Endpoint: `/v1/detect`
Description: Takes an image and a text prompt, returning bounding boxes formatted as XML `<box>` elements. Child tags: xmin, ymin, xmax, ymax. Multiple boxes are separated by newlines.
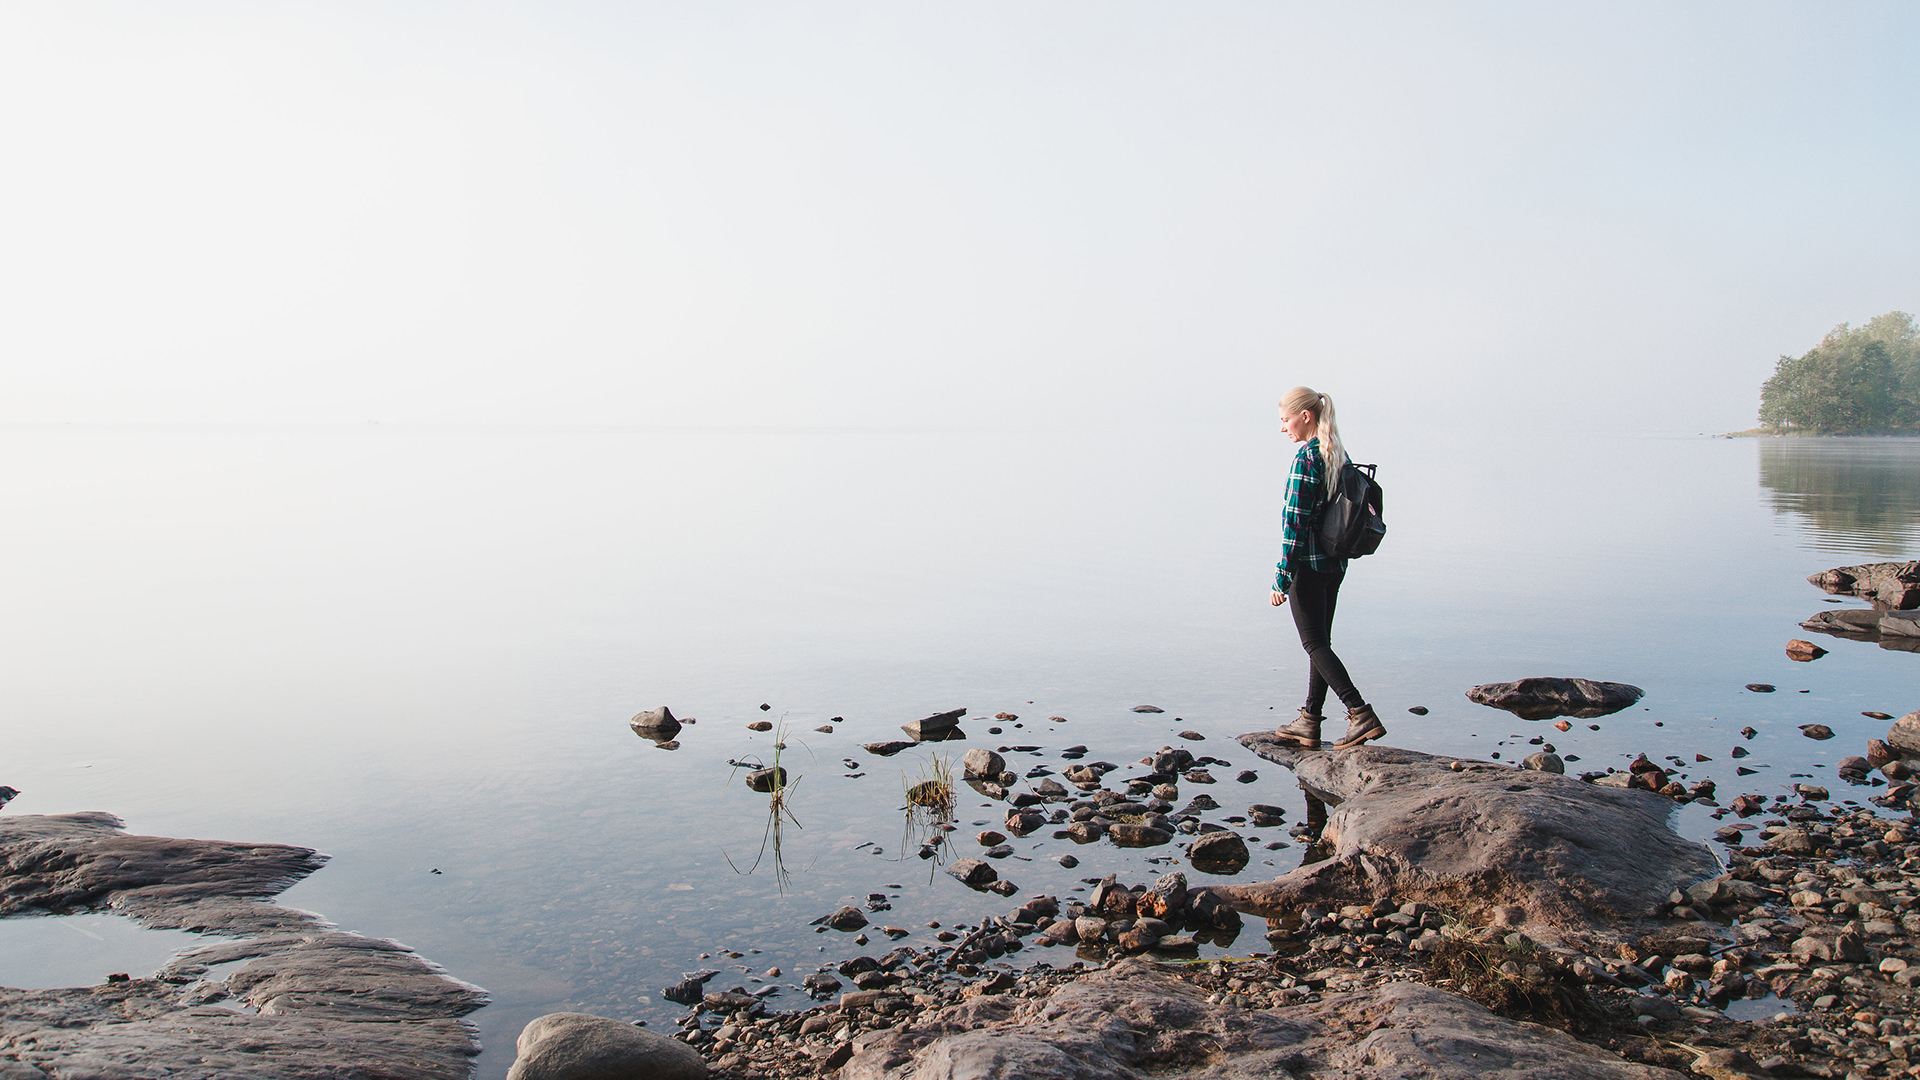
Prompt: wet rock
<box><xmin>820</xmin><ymin>906</ymin><xmax>869</xmax><ymax>931</ymax></box>
<box><xmin>1785</xmin><ymin>638</ymin><xmax>1828</xmax><ymax>661</ymax></box>
<box><xmin>1182</xmin><ymin>769</ymin><xmax>1216</xmax><ymax>784</ymax></box>
<box><xmin>1220</xmin><ymin>740</ymin><xmax>1718</xmax><ymax>946</ymax></box>
<box><xmin>1004</xmin><ymin>809</ymin><xmax>1046</xmax><ymax>835</ymax></box>
<box><xmin>1138</xmin><ymin>872</ymin><xmax>1189</xmax><ymax>919</ymax></box>
<box><xmin>505</xmin><ymin>1013</ymin><xmax>706</xmax><ymax>1080</ymax></box>
<box><xmin>945</xmin><ymin>858</ymin><xmax>999</xmax><ymax>889</ymax></box>
<box><xmin>1799</xmin><ymin>724</ymin><xmax>1834</xmax><ymax>741</ymax></box>
<box><xmin>1808</xmin><ymin>560</ymin><xmax>1920</xmax><ymax>609</ymax></box>
<box><xmin>745</xmin><ymin>767</ymin><xmax>787</xmax><ymax>792</ymax></box>
<box><xmin>902</xmin><ymin>708</ymin><xmax>966</xmax><ymax>741</ymax></box>
<box><xmin>962</xmin><ymin>748</ymin><xmax>1005</xmax><ymax>779</ymax></box>
<box><xmin>1800</xmin><ymin>607</ymin><xmax>1883</xmax><ymax>641</ymax></box>
<box><xmin>1189</xmin><ymin>831</ymin><xmax>1250</xmax><ymax>874</ymax></box>
<box><xmin>1464</xmin><ymin>678</ymin><xmax>1644</xmax><ymax>720</ymax></box>
<box><xmin>1890</xmin><ymin>710</ymin><xmax>1920</xmax><ymax>757</ymax></box>
<box><xmin>747</xmin><ymin>720</ymin><xmax>773</xmax><ymax>731</ymax></box>
<box><xmin>1868</xmin><ymin>738</ymin><xmax>1897</xmax><ymax>767</ymax></box>
<box><xmin>629</xmin><ymin>706</ymin><xmax>682</xmax><ymax>738</ymax></box>
<box><xmin>1132</xmin><ymin>705</ymin><xmax>1165</xmax><ymax>713</ymax></box>
<box><xmin>975</xmin><ymin>830</ymin><xmax>1006</xmax><ymax>846</ymax></box>
<box><xmin>1074</xmin><ymin>916</ymin><xmax>1110</xmax><ymax>944</ymax></box>
<box><xmin>1178</xmin><ymin>731</ymin><xmax>1205</xmax><ymax>741</ymax></box>
<box><xmin>1109</xmin><ymin>823</ymin><xmax>1174</xmax><ymax>847</ymax></box>
<box><xmin>836</xmin><ymin>960</ymin><xmax>1686</xmax><ymax>1080</ymax></box>
<box><xmin>1246</xmin><ymin>803</ymin><xmax>1286</xmax><ymax>826</ymax></box>
<box><xmin>662</xmin><ymin>971</ymin><xmax>717</xmax><ymax>1005</ymax></box>
<box><xmin>1236</xmin><ymin>770</ymin><xmax>1258</xmax><ymax>783</ymax></box>
<box><xmin>1408</xmin><ymin>705</ymin><xmax>1429</xmax><ymax>715</ymax></box>
<box><xmin>1745</xmin><ymin>683</ymin><xmax>1775</xmax><ymax>693</ymax></box>
<box><xmin>1521</xmin><ymin>752</ymin><xmax>1565</xmax><ymax>774</ymax></box>
<box><xmin>0</xmin><ymin>814</ymin><xmax>483</xmax><ymax>1078</ymax></box>
<box><xmin>862</xmin><ymin>741</ymin><xmax>916</xmax><ymax>756</ymax></box>
<box><xmin>1151</xmin><ymin>748</ymin><xmax>1196</xmax><ymax>775</ymax></box>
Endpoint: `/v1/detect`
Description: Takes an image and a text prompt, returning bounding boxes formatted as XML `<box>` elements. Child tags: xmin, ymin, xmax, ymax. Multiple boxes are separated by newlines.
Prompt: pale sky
<box><xmin>2</xmin><ymin>1</ymin><xmax>1914</xmax><ymax>434</ymax></box>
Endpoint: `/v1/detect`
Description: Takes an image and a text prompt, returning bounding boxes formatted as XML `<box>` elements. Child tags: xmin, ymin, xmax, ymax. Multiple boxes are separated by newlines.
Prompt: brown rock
<box><xmin>1218</xmin><ymin>740</ymin><xmax>1720</xmax><ymax>947</ymax></box>
<box><xmin>1784</xmin><ymin>639</ymin><xmax>1828</xmax><ymax>661</ymax></box>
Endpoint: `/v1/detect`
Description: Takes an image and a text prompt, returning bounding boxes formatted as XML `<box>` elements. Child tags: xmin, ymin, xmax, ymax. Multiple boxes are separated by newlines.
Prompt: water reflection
<box><xmin>1757</xmin><ymin>439</ymin><xmax>1920</xmax><ymax>558</ymax></box>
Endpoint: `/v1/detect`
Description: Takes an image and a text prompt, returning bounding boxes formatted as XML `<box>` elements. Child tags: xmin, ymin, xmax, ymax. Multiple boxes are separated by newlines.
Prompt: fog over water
<box><xmin>2</xmin><ymin>2</ymin><xmax>1917</xmax><ymax>434</ymax></box>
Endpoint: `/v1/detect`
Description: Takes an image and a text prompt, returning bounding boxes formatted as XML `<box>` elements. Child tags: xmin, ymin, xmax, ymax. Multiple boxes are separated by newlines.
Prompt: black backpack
<box><xmin>1314</xmin><ymin>461</ymin><xmax>1386</xmax><ymax>559</ymax></box>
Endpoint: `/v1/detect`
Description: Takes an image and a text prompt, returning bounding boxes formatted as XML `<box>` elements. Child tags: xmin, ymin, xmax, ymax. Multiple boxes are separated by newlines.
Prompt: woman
<box><xmin>1270</xmin><ymin>386</ymin><xmax>1385</xmax><ymax>751</ymax></box>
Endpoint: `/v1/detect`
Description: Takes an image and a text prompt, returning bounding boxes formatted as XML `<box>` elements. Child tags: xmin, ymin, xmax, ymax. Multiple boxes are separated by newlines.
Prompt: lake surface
<box><xmin>1</xmin><ymin>425</ymin><xmax>1914</xmax><ymax>1077</ymax></box>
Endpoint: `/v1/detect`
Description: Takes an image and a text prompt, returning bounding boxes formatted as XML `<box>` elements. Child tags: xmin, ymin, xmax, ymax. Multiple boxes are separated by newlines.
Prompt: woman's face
<box><xmin>1279</xmin><ymin>404</ymin><xmax>1315</xmax><ymax>443</ymax></box>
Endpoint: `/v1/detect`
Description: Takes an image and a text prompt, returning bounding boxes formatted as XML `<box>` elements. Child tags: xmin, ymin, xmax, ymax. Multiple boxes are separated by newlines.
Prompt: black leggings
<box><xmin>1290</xmin><ymin>566</ymin><xmax>1365</xmax><ymax>715</ymax></box>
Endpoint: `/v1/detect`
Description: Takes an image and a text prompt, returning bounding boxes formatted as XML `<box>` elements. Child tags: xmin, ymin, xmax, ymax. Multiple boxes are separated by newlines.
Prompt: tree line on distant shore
<box><xmin>1757</xmin><ymin>311</ymin><xmax>1919</xmax><ymax>434</ymax></box>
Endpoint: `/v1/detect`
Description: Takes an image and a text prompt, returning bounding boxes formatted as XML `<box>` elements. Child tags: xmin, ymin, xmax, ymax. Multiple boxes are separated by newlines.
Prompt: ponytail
<box><xmin>1280</xmin><ymin>386</ymin><xmax>1348</xmax><ymax>495</ymax></box>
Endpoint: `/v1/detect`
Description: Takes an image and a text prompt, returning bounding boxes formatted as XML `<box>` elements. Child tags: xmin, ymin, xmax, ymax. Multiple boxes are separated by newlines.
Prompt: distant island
<box><xmin>1732</xmin><ymin>310</ymin><xmax>1919</xmax><ymax>436</ymax></box>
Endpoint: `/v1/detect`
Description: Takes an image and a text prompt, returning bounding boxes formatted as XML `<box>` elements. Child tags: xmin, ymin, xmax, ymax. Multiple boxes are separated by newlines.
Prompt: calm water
<box><xmin>1</xmin><ymin>425</ymin><xmax>1913</xmax><ymax>1077</ymax></box>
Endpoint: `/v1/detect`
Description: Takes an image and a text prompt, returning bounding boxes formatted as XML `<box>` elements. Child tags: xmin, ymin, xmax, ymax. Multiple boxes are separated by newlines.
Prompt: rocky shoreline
<box><xmin>0</xmin><ymin>811</ymin><xmax>486</xmax><ymax>1079</ymax></box>
<box><xmin>657</xmin><ymin>721</ymin><xmax>1920</xmax><ymax>1080</ymax></box>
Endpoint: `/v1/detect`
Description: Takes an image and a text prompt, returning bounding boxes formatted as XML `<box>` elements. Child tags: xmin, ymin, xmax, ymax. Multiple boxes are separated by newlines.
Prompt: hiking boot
<box><xmin>1329</xmin><ymin>704</ymin><xmax>1386</xmax><ymax>750</ymax></box>
<box><xmin>1273</xmin><ymin>708</ymin><xmax>1323</xmax><ymax>750</ymax></box>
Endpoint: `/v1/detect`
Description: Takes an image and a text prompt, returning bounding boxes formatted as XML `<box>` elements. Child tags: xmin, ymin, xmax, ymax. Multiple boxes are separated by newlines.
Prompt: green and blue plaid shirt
<box><xmin>1274</xmin><ymin>437</ymin><xmax>1347</xmax><ymax>594</ymax></box>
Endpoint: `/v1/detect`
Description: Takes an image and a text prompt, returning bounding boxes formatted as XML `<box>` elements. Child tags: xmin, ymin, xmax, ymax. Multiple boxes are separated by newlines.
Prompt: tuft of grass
<box><xmin>904</xmin><ymin>754</ymin><xmax>955</xmax><ymax>814</ymax></box>
<box><xmin>723</xmin><ymin>718</ymin><xmax>810</xmax><ymax>893</ymax></box>
<box><xmin>1421</xmin><ymin>936</ymin><xmax>1599</xmax><ymax>1031</ymax></box>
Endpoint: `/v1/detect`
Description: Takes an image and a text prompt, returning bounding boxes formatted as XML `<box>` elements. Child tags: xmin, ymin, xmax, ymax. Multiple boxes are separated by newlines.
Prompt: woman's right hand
<box><xmin>1270</xmin><ymin>589</ymin><xmax>1287</xmax><ymax>607</ymax></box>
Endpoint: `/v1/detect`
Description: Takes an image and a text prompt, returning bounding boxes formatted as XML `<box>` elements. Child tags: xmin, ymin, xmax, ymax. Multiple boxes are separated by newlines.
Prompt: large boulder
<box><xmin>1888</xmin><ymin>711</ymin><xmax>1920</xmax><ymax>759</ymax></box>
<box><xmin>838</xmin><ymin>958</ymin><xmax>1682</xmax><ymax>1080</ymax></box>
<box><xmin>1211</xmin><ymin>740</ymin><xmax>1718</xmax><ymax>948</ymax></box>
<box><xmin>1809</xmin><ymin>560</ymin><xmax>1920</xmax><ymax>609</ymax></box>
<box><xmin>1799</xmin><ymin>608</ymin><xmax>1883</xmax><ymax>639</ymax></box>
<box><xmin>1465</xmin><ymin>677</ymin><xmax>1643</xmax><ymax>720</ymax></box>
<box><xmin>506</xmin><ymin>1013</ymin><xmax>706</xmax><ymax>1080</ymax></box>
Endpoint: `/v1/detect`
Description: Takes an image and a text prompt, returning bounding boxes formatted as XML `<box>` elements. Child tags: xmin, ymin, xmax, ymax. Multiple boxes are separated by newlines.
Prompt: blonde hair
<box><xmin>1280</xmin><ymin>386</ymin><xmax>1347</xmax><ymax>492</ymax></box>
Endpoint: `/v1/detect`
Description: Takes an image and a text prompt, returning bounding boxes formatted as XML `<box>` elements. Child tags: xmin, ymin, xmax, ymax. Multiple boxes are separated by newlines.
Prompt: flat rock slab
<box><xmin>0</xmin><ymin>813</ymin><xmax>484</xmax><ymax>1079</ymax></box>
<box><xmin>1809</xmin><ymin>560</ymin><xmax>1920</xmax><ymax>609</ymax></box>
<box><xmin>1213</xmin><ymin>741</ymin><xmax>1718</xmax><ymax>948</ymax></box>
<box><xmin>840</xmin><ymin>958</ymin><xmax>1682</xmax><ymax>1080</ymax></box>
<box><xmin>1465</xmin><ymin>677</ymin><xmax>1644</xmax><ymax>720</ymax></box>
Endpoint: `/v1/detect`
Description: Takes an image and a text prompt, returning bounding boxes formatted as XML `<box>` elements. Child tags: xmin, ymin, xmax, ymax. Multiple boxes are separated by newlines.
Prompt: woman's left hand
<box><xmin>1270</xmin><ymin>589</ymin><xmax>1287</xmax><ymax>607</ymax></box>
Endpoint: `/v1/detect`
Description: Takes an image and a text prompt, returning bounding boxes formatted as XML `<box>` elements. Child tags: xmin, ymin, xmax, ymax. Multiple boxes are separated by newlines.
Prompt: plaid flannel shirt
<box><xmin>1274</xmin><ymin>437</ymin><xmax>1347</xmax><ymax>594</ymax></box>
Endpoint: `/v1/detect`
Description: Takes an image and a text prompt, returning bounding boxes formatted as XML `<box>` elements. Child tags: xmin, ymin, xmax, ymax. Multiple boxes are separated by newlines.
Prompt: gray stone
<box><xmin>1108</xmin><ymin>823</ymin><xmax>1173</xmax><ymax>847</ymax></box>
<box><xmin>0</xmin><ymin>813</ymin><xmax>483</xmax><ymax>1079</ymax></box>
<box><xmin>822</xmin><ymin>905</ymin><xmax>869</xmax><ymax>931</ymax></box>
<box><xmin>744</xmin><ymin>766</ymin><xmax>787</xmax><ymax>793</ymax></box>
<box><xmin>902</xmin><ymin>708</ymin><xmax>966</xmax><ymax>740</ymax></box>
<box><xmin>1521</xmin><ymin>752</ymin><xmax>1566</xmax><ymax>774</ymax></box>
<box><xmin>1215</xmin><ymin>741</ymin><xmax>1719</xmax><ymax>949</ymax></box>
<box><xmin>1891</xmin><ymin>711</ymin><xmax>1920</xmax><ymax>759</ymax></box>
<box><xmin>1188</xmin><ymin>831</ymin><xmax>1251</xmax><ymax>874</ymax></box>
<box><xmin>963</xmin><ymin>748</ymin><xmax>1006</xmax><ymax>780</ymax></box>
<box><xmin>837</xmin><ymin>960</ymin><xmax>1684</xmax><ymax>1080</ymax></box>
<box><xmin>1808</xmin><ymin>560</ymin><xmax>1920</xmax><ymax>609</ymax></box>
<box><xmin>1465</xmin><ymin>678</ymin><xmax>1644</xmax><ymax>720</ymax></box>
<box><xmin>629</xmin><ymin>706</ymin><xmax>681</xmax><ymax>738</ymax></box>
<box><xmin>505</xmin><ymin>1013</ymin><xmax>706</xmax><ymax>1080</ymax></box>
<box><xmin>946</xmin><ymin>858</ymin><xmax>998</xmax><ymax>888</ymax></box>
